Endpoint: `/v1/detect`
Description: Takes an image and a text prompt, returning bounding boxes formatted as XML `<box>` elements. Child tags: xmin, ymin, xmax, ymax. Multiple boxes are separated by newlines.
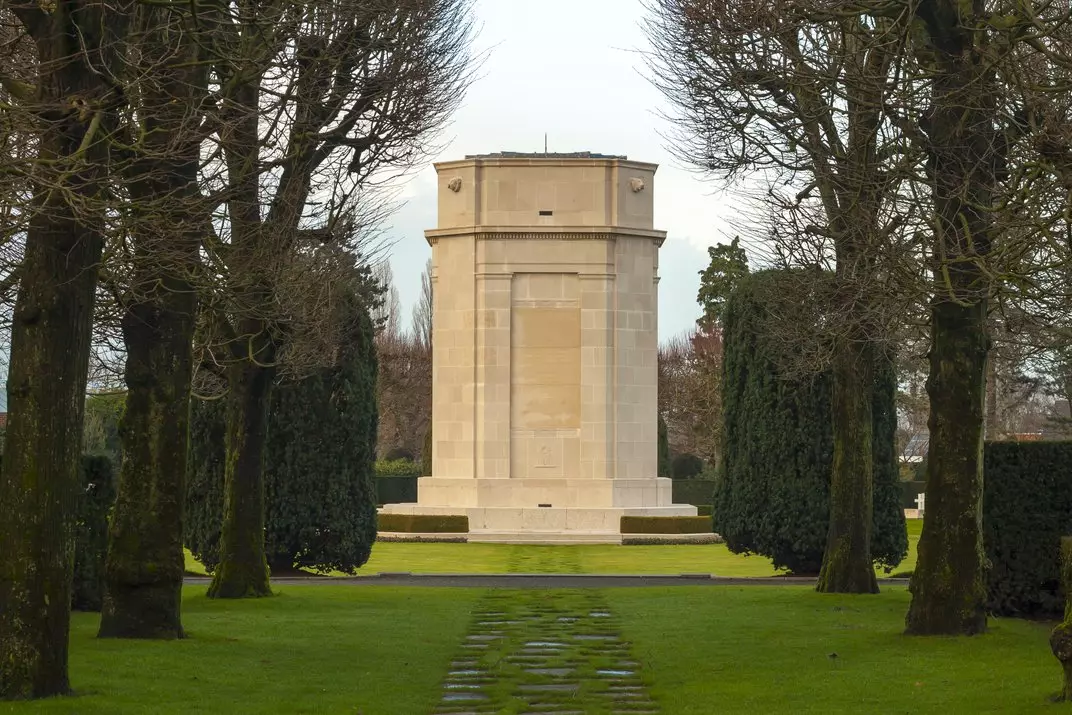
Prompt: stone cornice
<box><xmin>425</xmin><ymin>225</ymin><xmax>667</xmax><ymax>247</ymax></box>
<box><xmin>433</xmin><ymin>156</ymin><xmax>659</xmax><ymax>173</ymax></box>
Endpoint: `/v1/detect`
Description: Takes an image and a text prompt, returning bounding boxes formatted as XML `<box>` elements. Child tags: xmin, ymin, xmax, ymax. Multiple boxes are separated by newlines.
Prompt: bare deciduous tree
<box><xmin>0</xmin><ymin>0</ymin><xmax>135</xmax><ymax>697</ymax></box>
<box><xmin>646</xmin><ymin>0</ymin><xmax>914</xmax><ymax>594</ymax></box>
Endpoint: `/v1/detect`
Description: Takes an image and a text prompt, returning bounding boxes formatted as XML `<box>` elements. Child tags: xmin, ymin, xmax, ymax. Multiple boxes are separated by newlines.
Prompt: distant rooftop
<box><xmin>465</xmin><ymin>151</ymin><xmax>628</xmax><ymax>160</ymax></box>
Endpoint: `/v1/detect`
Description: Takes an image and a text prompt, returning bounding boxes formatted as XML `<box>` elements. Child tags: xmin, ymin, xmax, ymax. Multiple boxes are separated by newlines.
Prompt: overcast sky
<box><xmin>382</xmin><ymin>0</ymin><xmax>739</xmax><ymax>342</ymax></box>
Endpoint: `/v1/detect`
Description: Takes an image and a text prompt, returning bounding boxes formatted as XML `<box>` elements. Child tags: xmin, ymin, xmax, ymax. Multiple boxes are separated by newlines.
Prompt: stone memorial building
<box><xmin>379</xmin><ymin>152</ymin><xmax>696</xmax><ymax>542</ymax></box>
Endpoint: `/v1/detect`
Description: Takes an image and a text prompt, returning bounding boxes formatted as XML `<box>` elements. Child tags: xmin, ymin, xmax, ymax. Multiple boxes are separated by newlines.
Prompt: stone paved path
<box><xmin>432</xmin><ymin>548</ymin><xmax>659</xmax><ymax>714</ymax></box>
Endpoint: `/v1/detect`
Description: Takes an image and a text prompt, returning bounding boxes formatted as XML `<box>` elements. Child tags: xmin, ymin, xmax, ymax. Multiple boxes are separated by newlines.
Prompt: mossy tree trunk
<box><xmin>98</xmin><ymin>279</ymin><xmax>197</xmax><ymax>636</ymax></box>
<box><xmin>98</xmin><ymin>6</ymin><xmax>205</xmax><ymax>639</ymax></box>
<box><xmin>905</xmin><ymin>3</ymin><xmax>994</xmax><ymax>636</ymax></box>
<box><xmin>818</xmin><ymin>342</ymin><xmax>879</xmax><ymax>594</ymax></box>
<box><xmin>1049</xmin><ymin>537</ymin><xmax>1072</xmax><ymax>700</ymax></box>
<box><xmin>207</xmin><ymin>347</ymin><xmax>276</xmax><ymax>599</ymax></box>
<box><xmin>0</xmin><ymin>3</ymin><xmax>128</xmax><ymax>698</ymax></box>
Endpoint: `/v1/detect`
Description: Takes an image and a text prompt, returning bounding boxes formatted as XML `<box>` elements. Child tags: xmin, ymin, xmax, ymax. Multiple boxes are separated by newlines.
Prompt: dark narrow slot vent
<box><xmin>538</xmin><ymin>503</ymin><xmax>552</xmax><ymax>508</ymax></box>
<box><xmin>539</xmin><ymin>210</ymin><xmax>553</xmax><ymax>216</ymax></box>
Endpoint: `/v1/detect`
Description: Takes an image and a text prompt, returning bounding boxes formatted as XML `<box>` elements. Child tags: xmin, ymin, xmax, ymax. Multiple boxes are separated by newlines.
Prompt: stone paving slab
<box><xmin>432</xmin><ymin>588</ymin><xmax>660</xmax><ymax>715</ymax></box>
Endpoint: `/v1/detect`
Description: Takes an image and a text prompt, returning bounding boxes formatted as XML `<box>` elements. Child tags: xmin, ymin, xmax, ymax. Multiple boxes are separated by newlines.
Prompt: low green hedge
<box><xmin>0</xmin><ymin>453</ymin><xmax>115</xmax><ymax>611</ymax></box>
<box><xmin>377</xmin><ymin>513</ymin><xmax>469</xmax><ymax>533</ymax></box>
<box><xmin>671</xmin><ymin>479</ymin><xmax>717</xmax><ymax>507</ymax></box>
<box><xmin>374</xmin><ymin>459</ymin><xmax>422</xmax><ymax>478</ymax></box>
<box><xmin>696</xmin><ymin>504</ymin><xmax>713</xmax><ymax>517</ymax></box>
<box><xmin>984</xmin><ymin>441</ymin><xmax>1072</xmax><ymax>617</ymax></box>
<box><xmin>376</xmin><ymin>475</ymin><xmax>418</xmax><ymax>504</ymax></box>
<box><xmin>620</xmin><ymin>515</ymin><xmax>713</xmax><ymax>534</ymax></box>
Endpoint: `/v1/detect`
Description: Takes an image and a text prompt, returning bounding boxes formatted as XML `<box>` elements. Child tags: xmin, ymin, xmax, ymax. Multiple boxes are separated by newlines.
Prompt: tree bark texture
<box><xmin>818</xmin><ymin>343</ymin><xmax>879</xmax><ymax>594</ymax></box>
<box><xmin>97</xmin><ymin>6</ymin><xmax>204</xmax><ymax>640</ymax></box>
<box><xmin>1050</xmin><ymin>537</ymin><xmax>1072</xmax><ymax>700</ymax></box>
<box><xmin>207</xmin><ymin>351</ymin><xmax>276</xmax><ymax>599</ymax></box>
<box><xmin>905</xmin><ymin>5</ymin><xmax>994</xmax><ymax>635</ymax></box>
<box><xmin>0</xmin><ymin>2</ymin><xmax>128</xmax><ymax>697</ymax></box>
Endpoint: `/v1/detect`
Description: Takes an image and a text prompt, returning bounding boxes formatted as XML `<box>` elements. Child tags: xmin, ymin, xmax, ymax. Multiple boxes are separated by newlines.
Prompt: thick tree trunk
<box><xmin>0</xmin><ymin>9</ymin><xmax>123</xmax><ymax>695</ymax></box>
<box><xmin>905</xmin><ymin>22</ymin><xmax>994</xmax><ymax>635</ymax></box>
<box><xmin>207</xmin><ymin>351</ymin><xmax>276</xmax><ymax>599</ymax></box>
<box><xmin>906</xmin><ymin>299</ymin><xmax>989</xmax><ymax>634</ymax></box>
<box><xmin>98</xmin><ymin>292</ymin><xmax>196</xmax><ymax>638</ymax></box>
<box><xmin>1050</xmin><ymin>537</ymin><xmax>1072</xmax><ymax>700</ymax></box>
<box><xmin>817</xmin><ymin>342</ymin><xmax>879</xmax><ymax>594</ymax></box>
<box><xmin>0</xmin><ymin>207</ymin><xmax>103</xmax><ymax>700</ymax></box>
<box><xmin>97</xmin><ymin>9</ymin><xmax>204</xmax><ymax>639</ymax></box>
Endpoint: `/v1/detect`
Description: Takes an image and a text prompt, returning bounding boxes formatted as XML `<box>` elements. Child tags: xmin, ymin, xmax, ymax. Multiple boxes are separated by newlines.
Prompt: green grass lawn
<box><xmin>4</xmin><ymin>577</ymin><xmax>1060</xmax><ymax>714</ymax></box>
<box><xmin>0</xmin><ymin>586</ymin><xmax>480</xmax><ymax>715</ymax></box>
<box><xmin>609</xmin><ymin>585</ymin><xmax>1061</xmax><ymax>714</ymax></box>
<box><xmin>186</xmin><ymin>519</ymin><xmax>925</xmax><ymax>579</ymax></box>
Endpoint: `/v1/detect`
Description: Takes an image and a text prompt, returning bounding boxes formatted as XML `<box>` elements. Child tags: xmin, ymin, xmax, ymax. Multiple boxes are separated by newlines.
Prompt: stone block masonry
<box><xmin>380</xmin><ymin>152</ymin><xmax>696</xmax><ymax>542</ymax></box>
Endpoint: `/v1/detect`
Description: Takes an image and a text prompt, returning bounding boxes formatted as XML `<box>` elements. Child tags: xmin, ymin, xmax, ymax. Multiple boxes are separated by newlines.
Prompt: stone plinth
<box><xmin>379</xmin><ymin>152</ymin><xmax>696</xmax><ymax>542</ymax></box>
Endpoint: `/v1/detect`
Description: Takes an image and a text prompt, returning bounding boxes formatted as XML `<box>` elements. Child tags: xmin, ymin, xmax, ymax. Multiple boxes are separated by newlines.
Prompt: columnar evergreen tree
<box><xmin>716</xmin><ymin>270</ymin><xmax>906</xmax><ymax>575</ymax></box>
<box><xmin>264</xmin><ymin>301</ymin><xmax>378</xmax><ymax>574</ymax></box>
<box><xmin>186</xmin><ymin>288</ymin><xmax>379</xmax><ymax>575</ymax></box>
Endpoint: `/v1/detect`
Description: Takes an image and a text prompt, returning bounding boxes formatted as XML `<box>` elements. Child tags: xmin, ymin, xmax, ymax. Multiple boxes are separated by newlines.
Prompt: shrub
<box><xmin>716</xmin><ymin>269</ymin><xmax>907</xmax><ymax>575</ymax></box>
<box><xmin>620</xmin><ymin>516</ymin><xmax>713</xmax><ymax>534</ymax></box>
<box><xmin>984</xmin><ymin>441</ymin><xmax>1072</xmax><ymax>617</ymax></box>
<box><xmin>657</xmin><ymin>415</ymin><xmax>671</xmax><ymax>478</ymax></box>
<box><xmin>0</xmin><ymin>454</ymin><xmax>117</xmax><ymax>611</ymax></box>
<box><xmin>696</xmin><ymin>504</ymin><xmax>713</xmax><ymax>517</ymax></box>
<box><xmin>900</xmin><ymin>480</ymin><xmax>926</xmax><ymax>509</ymax></box>
<box><xmin>671</xmin><ymin>453</ymin><xmax>704</xmax><ymax>480</ymax></box>
<box><xmin>72</xmin><ymin>455</ymin><xmax>116</xmax><ymax>611</ymax></box>
<box><xmin>186</xmin><ymin>295</ymin><xmax>379</xmax><ymax>575</ymax></box>
<box><xmin>384</xmin><ymin>446</ymin><xmax>415</xmax><ymax>462</ymax></box>
<box><xmin>377</xmin><ymin>513</ymin><xmax>469</xmax><ymax>533</ymax></box>
<box><xmin>376</xmin><ymin>475</ymin><xmax>418</xmax><ymax>504</ymax></box>
<box><xmin>375</xmin><ymin>459</ymin><xmax>422</xmax><ymax>478</ymax></box>
<box><xmin>672</xmin><ymin>479</ymin><xmax>717</xmax><ymax>507</ymax></box>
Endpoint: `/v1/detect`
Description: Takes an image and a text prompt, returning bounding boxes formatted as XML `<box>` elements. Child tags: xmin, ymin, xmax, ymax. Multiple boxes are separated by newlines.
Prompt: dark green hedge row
<box><xmin>0</xmin><ymin>454</ymin><xmax>116</xmax><ymax>611</ymax></box>
<box><xmin>900</xmin><ymin>480</ymin><xmax>926</xmax><ymax>509</ymax></box>
<box><xmin>73</xmin><ymin>455</ymin><xmax>116</xmax><ymax>611</ymax></box>
<box><xmin>984</xmin><ymin>441</ymin><xmax>1072</xmax><ymax>617</ymax></box>
<box><xmin>377</xmin><ymin>513</ymin><xmax>469</xmax><ymax>533</ymax></box>
<box><xmin>671</xmin><ymin>479</ymin><xmax>716</xmax><ymax>508</ymax></box>
<box><xmin>620</xmin><ymin>516</ymin><xmax>713</xmax><ymax>534</ymax></box>
<box><xmin>376</xmin><ymin>475</ymin><xmax>418</xmax><ymax>505</ymax></box>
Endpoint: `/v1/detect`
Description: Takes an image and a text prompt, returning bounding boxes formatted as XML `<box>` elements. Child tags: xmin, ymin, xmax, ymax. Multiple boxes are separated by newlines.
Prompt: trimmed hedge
<box><xmin>672</xmin><ymin>479</ymin><xmax>717</xmax><ymax>507</ymax></box>
<box><xmin>0</xmin><ymin>454</ymin><xmax>116</xmax><ymax>611</ymax></box>
<box><xmin>384</xmin><ymin>447</ymin><xmax>415</xmax><ymax>462</ymax></box>
<box><xmin>901</xmin><ymin>480</ymin><xmax>926</xmax><ymax>509</ymax></box>
<box><xmin>374</xmin><ymin>459</ymin><xmax>422</xmax><ymax>478</ymax></box>
<box><xmin>984</xmin><ymin>441</ymin><xmax>1072</xmax><ymax>617</ymax></box>
<box><xmin>620</xmin><ymin>515</ymin><xmax>713</xmax><ymax>534</ymax></box>
<box><xmin>377</xmin><ymin>513</ymin><xmax>469</xmax><ymax>533</ymax></box>
<box><xmin>671</xmin><ymin>453</ymin><xmax>705</xmax><ymax>479</ymax></box>
<box><xmin>696</xmin><ymin>504</ymin><xmax>713</xmax><ymax>517</ymax></box>
<box><xmin>72</xmin><ymin>455</ymin><xmax>116</xmax><ymax>611</ymax></box>
<box><xmin>376</xmin><ymin>475</ymin><xmax>418</xmax><ymax>504</ymax></box>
